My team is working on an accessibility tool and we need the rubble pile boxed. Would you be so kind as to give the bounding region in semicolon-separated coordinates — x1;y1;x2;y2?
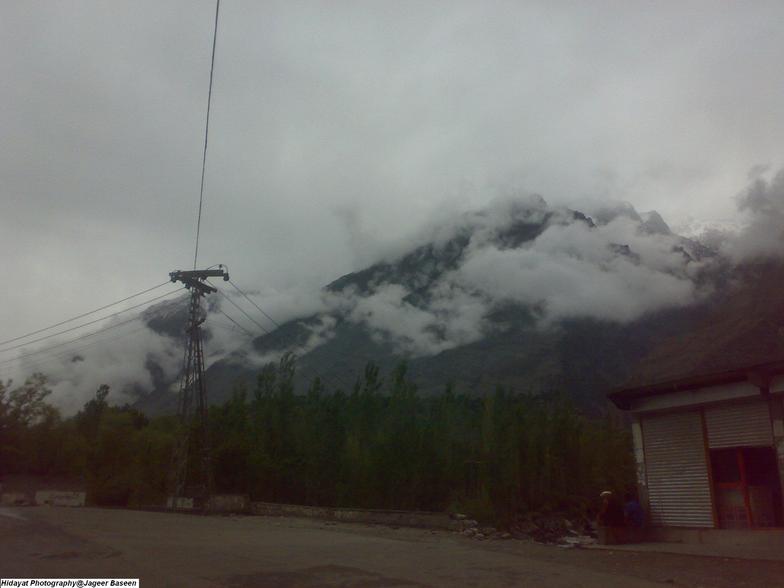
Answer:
451;512;596;547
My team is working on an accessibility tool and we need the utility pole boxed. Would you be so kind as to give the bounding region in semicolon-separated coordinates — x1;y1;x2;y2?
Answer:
167;266;229;510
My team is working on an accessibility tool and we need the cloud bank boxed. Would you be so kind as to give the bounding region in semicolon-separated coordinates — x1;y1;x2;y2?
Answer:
14;167;784;410
319;195;712;356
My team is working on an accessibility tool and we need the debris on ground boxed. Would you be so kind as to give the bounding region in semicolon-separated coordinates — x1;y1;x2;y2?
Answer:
508;512;597;546
451;511;597;546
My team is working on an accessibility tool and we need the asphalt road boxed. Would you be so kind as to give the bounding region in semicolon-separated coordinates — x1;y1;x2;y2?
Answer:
1;507;782;587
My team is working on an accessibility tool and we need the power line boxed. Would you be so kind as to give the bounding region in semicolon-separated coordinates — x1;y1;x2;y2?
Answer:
0;289;182;354
227;279;281;328
0;315;142;369
0;281;171;348
214;308;255;338
193;0;221;270
2;324;155;373
207;282;271;335
0;293;188;368
219;281;354;391
210;284;344;386
228;281;380;370
210;320;254;337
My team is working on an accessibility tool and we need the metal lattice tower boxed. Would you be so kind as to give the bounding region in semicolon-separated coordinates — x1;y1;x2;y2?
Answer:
168;266;229;509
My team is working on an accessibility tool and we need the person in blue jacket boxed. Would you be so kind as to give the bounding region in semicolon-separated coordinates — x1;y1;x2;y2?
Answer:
623;492;645;528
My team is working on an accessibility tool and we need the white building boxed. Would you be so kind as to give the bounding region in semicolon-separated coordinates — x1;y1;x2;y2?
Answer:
608;360;784;538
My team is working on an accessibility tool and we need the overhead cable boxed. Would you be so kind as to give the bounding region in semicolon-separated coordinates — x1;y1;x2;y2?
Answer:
193;0;221;270
0;293;188;368
214;308;255;338
0;281;170;348
0;289;182;354
2;324;154;372
227;279;281;328
207;281;271;335
219;281;355;391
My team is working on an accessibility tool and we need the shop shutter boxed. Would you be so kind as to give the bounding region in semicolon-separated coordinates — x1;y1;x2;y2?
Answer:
705;399;772;449
642;411;714;528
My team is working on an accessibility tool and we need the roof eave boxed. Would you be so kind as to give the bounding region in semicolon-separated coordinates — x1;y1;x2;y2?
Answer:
607;360;784;411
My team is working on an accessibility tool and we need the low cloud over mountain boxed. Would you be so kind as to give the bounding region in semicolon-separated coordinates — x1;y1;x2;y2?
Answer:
312;195;712;357
12;168;784;414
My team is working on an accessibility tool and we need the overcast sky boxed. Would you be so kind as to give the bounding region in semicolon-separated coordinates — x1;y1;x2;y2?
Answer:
2;0;784;374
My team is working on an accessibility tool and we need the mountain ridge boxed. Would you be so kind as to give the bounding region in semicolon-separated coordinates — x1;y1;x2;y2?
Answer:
129;196;767;416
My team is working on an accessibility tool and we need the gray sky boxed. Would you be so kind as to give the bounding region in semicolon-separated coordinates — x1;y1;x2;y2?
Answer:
2;0;784;384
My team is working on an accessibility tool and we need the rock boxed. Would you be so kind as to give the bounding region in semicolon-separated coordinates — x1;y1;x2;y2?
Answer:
462;528;476;537
500;532;512;540
451;513;467;520
474;533;485;540
481;527;496;536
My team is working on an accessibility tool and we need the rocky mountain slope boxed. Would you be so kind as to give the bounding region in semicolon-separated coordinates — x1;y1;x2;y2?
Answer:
131;195;780;416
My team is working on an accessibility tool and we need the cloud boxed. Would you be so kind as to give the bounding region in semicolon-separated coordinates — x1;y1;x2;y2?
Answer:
454;228;697;324
10;177;776;403
4;294;247;414
315;196;710;357
4;185;747;401
249;314;339;369
722;168;784;261
6;0;784;405
9;321;183;416
450;206;706;322
336;283;486;356
6;1;784;350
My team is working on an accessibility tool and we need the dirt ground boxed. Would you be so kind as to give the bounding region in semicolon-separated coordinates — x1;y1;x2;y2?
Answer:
1;507;782;587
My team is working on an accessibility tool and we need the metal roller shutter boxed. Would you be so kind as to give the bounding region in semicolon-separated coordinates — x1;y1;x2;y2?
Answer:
642;411;714;528
705;399;772;449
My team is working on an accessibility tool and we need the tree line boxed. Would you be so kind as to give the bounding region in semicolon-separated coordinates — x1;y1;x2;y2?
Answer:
0;355;634;524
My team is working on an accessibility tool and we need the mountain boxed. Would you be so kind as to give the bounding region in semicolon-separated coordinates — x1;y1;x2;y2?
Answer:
623;260;784;386
131;196;782;416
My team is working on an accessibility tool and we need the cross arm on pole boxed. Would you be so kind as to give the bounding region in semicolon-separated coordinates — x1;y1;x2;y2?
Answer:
169;267;229;295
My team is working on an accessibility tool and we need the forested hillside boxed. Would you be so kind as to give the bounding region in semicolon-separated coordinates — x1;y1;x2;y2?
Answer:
0;357;634;525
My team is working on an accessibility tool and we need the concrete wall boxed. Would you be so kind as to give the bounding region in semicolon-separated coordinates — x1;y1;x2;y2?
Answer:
166;496;195;510
250;502;456;530
1;492;32;506
34;490;85;507
207;494;250;513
